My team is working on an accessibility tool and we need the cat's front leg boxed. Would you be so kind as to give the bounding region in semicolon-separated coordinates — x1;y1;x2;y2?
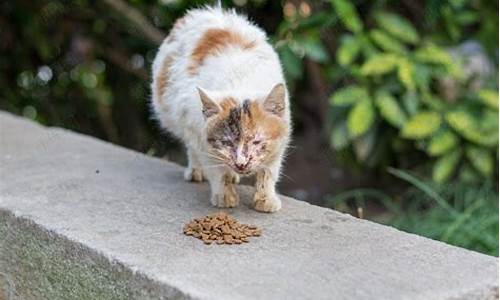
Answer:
205;167;239;208
253;167;281;213
184;148;205;182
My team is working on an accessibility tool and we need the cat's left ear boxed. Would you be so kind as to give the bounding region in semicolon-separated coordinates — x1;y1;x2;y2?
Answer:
197;87;220;119
263;83;286;117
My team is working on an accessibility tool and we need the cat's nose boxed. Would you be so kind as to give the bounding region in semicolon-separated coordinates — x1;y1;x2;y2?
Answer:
235;162;246;171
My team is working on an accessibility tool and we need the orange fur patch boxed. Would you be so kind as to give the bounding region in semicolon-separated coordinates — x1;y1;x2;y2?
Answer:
155;55;174;104
189;28;256;75
219;97;238;112
245;101;287;140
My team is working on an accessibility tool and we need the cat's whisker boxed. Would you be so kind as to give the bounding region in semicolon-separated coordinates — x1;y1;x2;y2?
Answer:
203;164;228;169
199;151;225;161
279;172;295;183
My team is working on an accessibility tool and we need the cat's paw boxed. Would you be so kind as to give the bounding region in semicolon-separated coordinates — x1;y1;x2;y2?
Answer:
253;192;281;213
184;167;204;182
210;186;239;208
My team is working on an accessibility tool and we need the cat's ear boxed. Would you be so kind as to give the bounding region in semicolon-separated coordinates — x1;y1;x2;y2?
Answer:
197;87;220;119
263;83;286;117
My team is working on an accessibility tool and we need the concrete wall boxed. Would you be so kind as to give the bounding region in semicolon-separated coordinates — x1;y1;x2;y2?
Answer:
0;111;498;300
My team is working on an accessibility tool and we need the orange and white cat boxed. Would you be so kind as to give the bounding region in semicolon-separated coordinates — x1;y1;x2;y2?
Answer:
151;5;291;212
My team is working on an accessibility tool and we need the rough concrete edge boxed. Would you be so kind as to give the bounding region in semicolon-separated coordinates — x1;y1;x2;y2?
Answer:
0;208;197;300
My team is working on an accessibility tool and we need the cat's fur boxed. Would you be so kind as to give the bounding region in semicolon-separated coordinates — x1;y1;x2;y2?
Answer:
151;6;291;212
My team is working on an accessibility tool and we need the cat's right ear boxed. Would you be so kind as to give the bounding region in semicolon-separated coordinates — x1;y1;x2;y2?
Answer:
197;87;220;119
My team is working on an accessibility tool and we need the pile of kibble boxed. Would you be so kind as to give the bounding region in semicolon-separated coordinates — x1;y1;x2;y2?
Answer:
183;212;262;245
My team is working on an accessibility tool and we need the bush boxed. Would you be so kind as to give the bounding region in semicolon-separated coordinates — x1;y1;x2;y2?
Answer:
326;0;498;183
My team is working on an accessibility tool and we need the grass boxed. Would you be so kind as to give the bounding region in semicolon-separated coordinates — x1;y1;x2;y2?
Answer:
326;168;499;256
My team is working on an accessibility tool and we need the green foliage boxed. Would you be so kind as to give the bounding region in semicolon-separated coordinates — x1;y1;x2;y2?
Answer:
328;0;498;183
427;130;458;156
401;112;441;139
387;169;498;256
373;11;419;44
330;0;362;33
374;92;407;128
330;86;368;106
347;99;375;138
432;149;461;183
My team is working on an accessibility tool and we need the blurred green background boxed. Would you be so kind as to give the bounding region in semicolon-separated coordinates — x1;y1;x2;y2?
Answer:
1;0;498;255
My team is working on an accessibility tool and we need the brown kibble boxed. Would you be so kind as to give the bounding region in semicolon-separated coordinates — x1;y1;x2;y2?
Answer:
183;212;261;245
223;234;233;244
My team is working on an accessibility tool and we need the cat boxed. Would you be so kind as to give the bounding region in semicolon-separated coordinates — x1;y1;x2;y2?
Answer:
151;5;291;213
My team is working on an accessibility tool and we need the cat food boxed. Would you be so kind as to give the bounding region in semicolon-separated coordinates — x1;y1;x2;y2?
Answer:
183;212;262;245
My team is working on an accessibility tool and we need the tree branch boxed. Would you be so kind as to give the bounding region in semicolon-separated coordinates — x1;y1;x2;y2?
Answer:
102;0;165;45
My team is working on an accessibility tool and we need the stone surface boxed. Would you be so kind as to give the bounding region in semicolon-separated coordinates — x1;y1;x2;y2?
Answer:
0;111;498;300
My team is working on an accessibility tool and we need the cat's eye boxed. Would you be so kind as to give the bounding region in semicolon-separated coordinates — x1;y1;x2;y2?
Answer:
221;140;233;146
253;140;262;145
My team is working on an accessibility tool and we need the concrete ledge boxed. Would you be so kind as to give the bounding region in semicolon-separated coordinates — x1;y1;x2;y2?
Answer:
0;111;498;300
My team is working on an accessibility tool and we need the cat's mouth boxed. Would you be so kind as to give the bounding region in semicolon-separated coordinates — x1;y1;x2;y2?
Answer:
232;164;253;175
233;167;252;175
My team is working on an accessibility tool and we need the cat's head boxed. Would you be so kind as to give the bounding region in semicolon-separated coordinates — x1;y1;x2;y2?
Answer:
198;83;288;175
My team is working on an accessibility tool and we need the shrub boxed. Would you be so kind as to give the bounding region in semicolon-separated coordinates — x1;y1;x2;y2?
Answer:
326;0;498;183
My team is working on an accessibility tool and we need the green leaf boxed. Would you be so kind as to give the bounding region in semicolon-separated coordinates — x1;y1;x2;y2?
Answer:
397;58;416;90
466;146;493;176
414;45;452;65
375;92;407;127
347;99;375;138
445;110;499;147
360;54;399;76
374;12;419;44
414;45;463;78
330;0;363;33
432;149;461;183
427;130;458;156
330;86;368;106
337;35;362;66
369;29;407;53
401;111;441;139
477;89;499;110
330;122;350;150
